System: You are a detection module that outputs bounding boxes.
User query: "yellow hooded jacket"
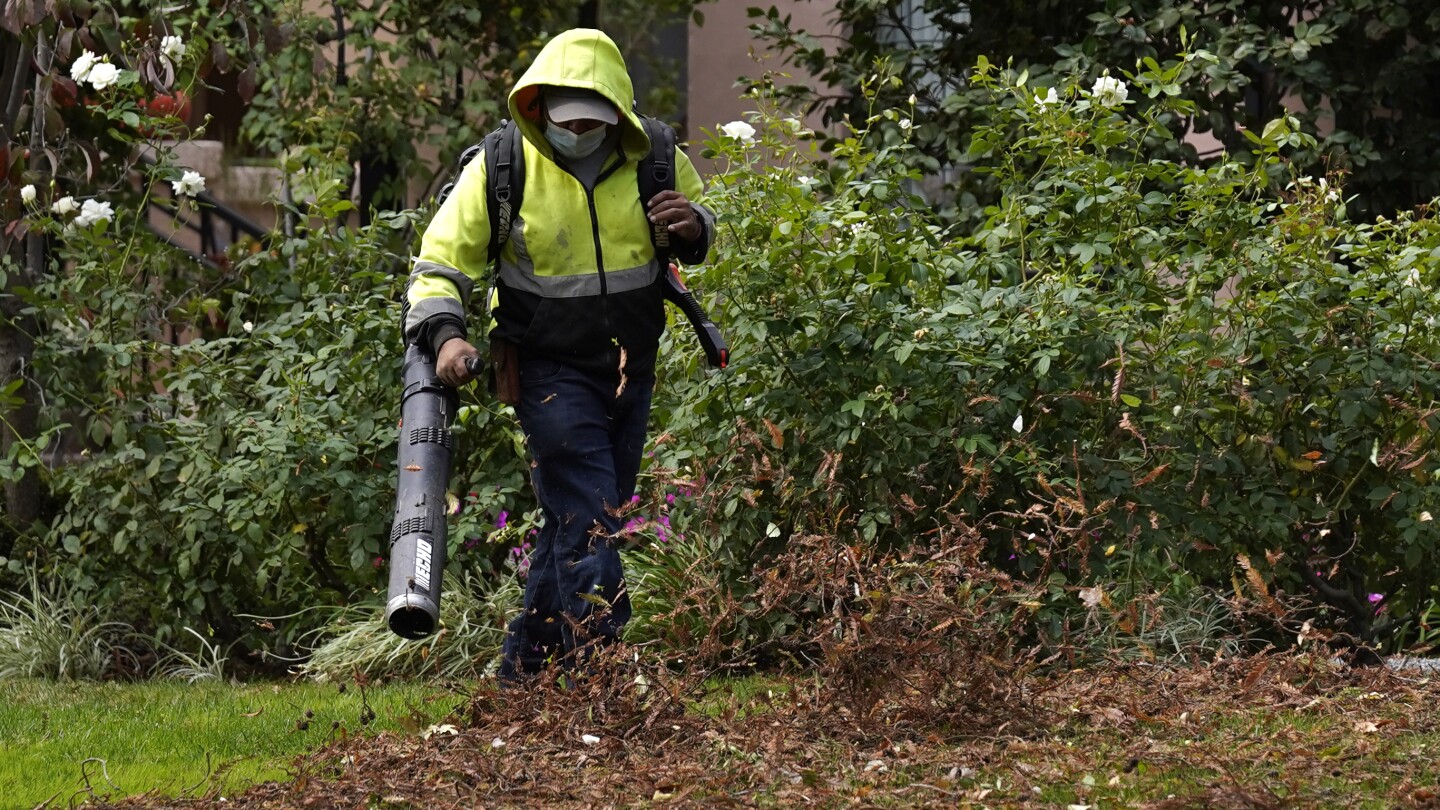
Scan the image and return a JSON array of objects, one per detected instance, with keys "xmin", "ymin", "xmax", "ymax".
[{"xmin": 404, "ymin": 28, "xmax": 712, "ymax": 377}]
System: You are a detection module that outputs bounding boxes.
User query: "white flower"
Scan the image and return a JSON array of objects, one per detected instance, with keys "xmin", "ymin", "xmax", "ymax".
[
  {"xmin": 1318, "ymin": 177, "xmax": 1340, "ymax": 204},
  {"xmin": 1403, "ymin": 268, "xmax": 1420, "ymax": 287},
  {"xmin": 87, "ymin": 62, "xmax": 121, "ymax": 91},
  {"xmin": 1012, "ymin": 412, "xmax": 1024, "ymax": 433},
  {"xmin": 74, "ymin": 198, "xmax": 114, "ymax": 228},
  {"xmin": 1420, "ymin": 511, "xmax": 1433, "ymax": 523},
  {"xmin": 908, "ymin": 94, "xmax": 917, "ymax": 105},
  {"xmin": 783, "ymin": 117, "xmax": 802, "ymax": 132},
  {"xmin": 1037, "ymin": 87, "xmax": 1060, "ymax": 106},
  {"xmin": 490, "ymin": 737, "xmax": 506, "ymax": 749},
  {"xmin": 242, "ymin": 321, "xmax": 254, "ymax": 333},
  {"xmin": 20, "ymin": 185, "xmax": 36, "ymax": 205},
  {"xmin": 1090, "ymin": 75, "xmax": 1129, "ymax": 108},
  {"xmin": 719, "ymin": 120, "xmax": 756, "ymax": 144},
  {"xmin": 1172, "ymin": 404, "xmax": 1182, "ymax": 417},
  {"xmin": 51, "ymin": 196, "xmax": 79, "ymax": 216},
  {"xmin": 899, "ymin": 117, "xmax": 912, "ymax": 130},
  {"xmin": 161, "ymin": 35, "xmax": 186, "ymax": 61},
  {"xmin": 172, "ymin": 170, "xmax": 206, "ymax": 197},
  {"xmin": 581, "ymin": 734, "xmax": 601, "ymax": 745},
  {"xmin": 70, "ymin": 50, "xmax": 99, "ymax": 83}
]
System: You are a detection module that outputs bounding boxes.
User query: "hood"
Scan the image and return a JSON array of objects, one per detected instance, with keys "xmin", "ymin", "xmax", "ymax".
[{"xmin": 508, "ymin": 28, "xmax": 649, "ymax": 161}]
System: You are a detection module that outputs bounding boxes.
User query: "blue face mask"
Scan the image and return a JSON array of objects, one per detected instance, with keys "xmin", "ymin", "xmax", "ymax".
[{"xmin": 545, "ymin": 122, "xmax": 608, "ymax": 160}]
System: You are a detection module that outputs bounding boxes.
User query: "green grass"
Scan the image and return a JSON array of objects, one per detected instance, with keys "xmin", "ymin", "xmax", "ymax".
[{"xmin": 0, "ymin": 678, "xmax": 462, "ymax": 806}]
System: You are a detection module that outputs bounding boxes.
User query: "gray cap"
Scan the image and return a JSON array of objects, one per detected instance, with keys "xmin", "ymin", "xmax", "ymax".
[{"xmin": 545, "ymin": 87, "xmax": 619, "ymax": 125}]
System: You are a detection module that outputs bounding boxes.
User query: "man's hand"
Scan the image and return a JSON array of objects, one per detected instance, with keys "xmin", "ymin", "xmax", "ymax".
[
  {"xmin": 647, "ymin": 190, "xmax": 702, "ymax": 242},
  {"xmin": 436, "ymin": 337, "xmax": 482, "ymax": 388}
]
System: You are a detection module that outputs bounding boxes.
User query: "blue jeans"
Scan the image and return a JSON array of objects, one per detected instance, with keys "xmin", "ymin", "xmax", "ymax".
[{"xmin": 498, "ymin": 356, "xmax": 653, "ymax": 680}]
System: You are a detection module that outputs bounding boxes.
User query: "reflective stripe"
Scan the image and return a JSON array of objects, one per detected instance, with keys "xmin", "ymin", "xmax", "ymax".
[
  {"xmin": 404, "ymin": 295, "xmax": 465, "ymax": 334},
  {"xmin": 498, "ymin": 259, "xmax": 658, "ymax": 298},
  {"xmin": 409, "ymin": 259, "xmax": 475, "ymax": 303}
]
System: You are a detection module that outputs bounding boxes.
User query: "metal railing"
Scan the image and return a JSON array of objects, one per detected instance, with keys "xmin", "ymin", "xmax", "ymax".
[{"xmin": 138, "ymin": 155, "xmax": 269, "ymax": 269}]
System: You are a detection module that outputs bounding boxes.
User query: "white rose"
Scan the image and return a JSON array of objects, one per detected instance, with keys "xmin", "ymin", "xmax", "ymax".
[
  {"xmin": 87, "ymin": 62, "xmax": 121, "ymax": 91},
  {"xmin": 161, "ymin": 35, "xmax": 186, "ymax": 61},
  {"xmin": 51, "ymin": 196, "xmax": 79, "ymax": 216},
  {"xmin": 899, "ymin": 117, "xmax": 912, "ymax": 130},
  {"xmin": 70, "ymin": 50, "xmax": 99, "ymax": 83},
  {"xmin": 172, "ymin": 170, "xmax": 207, "ymax": 197},
  {"xmin": 1038, "ymin": 87, "xmax": 1060, "ymax": 106},
  {"xmin": 1090, "ymin": 75, "xmax": 1129, "ymax": 108},
  {"xmin": 73, "ymin": 198, "xmax": 114, "ymax": 229},
  {"xmin": 719, "ymin": 120, "xmax": 756, "ymax": 144},
  {"xmin": 20, "ymin": 185, "xmax": 36, "ymax": 205}
]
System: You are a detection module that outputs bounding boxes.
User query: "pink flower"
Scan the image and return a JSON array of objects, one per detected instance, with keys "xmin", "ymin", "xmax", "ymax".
[{"xmin": 496, "ymin": 510, "xmax": 508, "ymax": 529}]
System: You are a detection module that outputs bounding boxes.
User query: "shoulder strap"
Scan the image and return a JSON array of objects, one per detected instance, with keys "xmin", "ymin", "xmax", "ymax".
[
  {"xmin": 433, "ymin": 120, "xmax": 524, "ymax": 268},
  {"xmin": 638, "ymin": 115, "xmax": 678, "ymax": 267},
  {"xmin": 483, "ymin": 120, "xmax": 524, "ymax": 266}
]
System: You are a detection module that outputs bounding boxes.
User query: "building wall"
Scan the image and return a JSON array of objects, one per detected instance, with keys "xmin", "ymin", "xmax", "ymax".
[{"xmin": 685, "ymin": 0, "xmax": 840, "ymax": 176}]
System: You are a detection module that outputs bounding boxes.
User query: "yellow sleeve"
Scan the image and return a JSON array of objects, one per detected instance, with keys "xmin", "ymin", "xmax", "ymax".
[{"xmin": 404, "ymin": 153, "xmax": 493, "ymax": 338}]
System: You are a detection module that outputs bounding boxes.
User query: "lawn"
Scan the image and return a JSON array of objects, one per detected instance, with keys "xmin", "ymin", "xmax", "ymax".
[{"xmin": 0, "ymin": 678, "xmax": 459, "ymax": 807}]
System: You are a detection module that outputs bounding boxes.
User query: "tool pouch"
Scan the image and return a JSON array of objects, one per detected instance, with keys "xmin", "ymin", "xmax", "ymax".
[{"xmin": 489, "ymin": 338, "xmax": 521, "ymax": 406}]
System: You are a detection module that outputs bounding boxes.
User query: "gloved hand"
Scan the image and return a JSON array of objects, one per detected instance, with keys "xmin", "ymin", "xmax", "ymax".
[
  {"xmin": 436, "ymin": 337, "xmax": 482, "ymax": 388},
  {"xmin": 647, "ymin": 190, "xmax": 702, "ymax": 242}
]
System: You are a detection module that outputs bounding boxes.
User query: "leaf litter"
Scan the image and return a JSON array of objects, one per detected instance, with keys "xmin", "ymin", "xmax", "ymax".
[{"xmin": 89, "ymin": 529, "xmax": 1440, "ymax": 809}]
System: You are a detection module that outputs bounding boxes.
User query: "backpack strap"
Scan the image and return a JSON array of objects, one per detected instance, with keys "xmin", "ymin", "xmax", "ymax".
[
  {"xmin": 483, "ymin": 120, "xmax": 524, "ymax": 266},
  {"xmin": 434, "ymin": 120, "xmax": 524, "ymax": 269},
  {"xmin": 637, "ymin": 115, "xmax": 677, "ymax": 269}
]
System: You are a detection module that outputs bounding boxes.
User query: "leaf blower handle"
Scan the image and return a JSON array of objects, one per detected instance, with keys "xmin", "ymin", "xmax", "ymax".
[{"xmin": 661, "ymin": 263, "xmax": 729, "ymax": 369}]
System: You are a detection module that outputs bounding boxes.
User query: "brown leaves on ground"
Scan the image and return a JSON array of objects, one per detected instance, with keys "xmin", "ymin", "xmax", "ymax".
[
  {"xmin": 94, "ymin": 654, "xmax": 1440, "ymax": 809},
  {"xmin": 94, "ymin": 529, "xmax": 1440, "ymax": 808}
]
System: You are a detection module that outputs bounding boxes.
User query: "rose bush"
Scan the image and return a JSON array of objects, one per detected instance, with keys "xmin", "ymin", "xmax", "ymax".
[{"xmin": 654, "ymin": 54, "xmax": 1439, "ymax": 649}]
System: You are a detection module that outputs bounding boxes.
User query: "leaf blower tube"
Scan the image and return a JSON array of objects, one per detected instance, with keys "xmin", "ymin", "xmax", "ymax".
[{"xmin": 384, "ymin": 344, "xmax": 468, "ymax": 639}]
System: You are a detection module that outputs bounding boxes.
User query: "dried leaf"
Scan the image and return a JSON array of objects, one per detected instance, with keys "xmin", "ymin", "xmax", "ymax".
[
  {"xmin": 1133, "ymin": 463, "xmax": 1169, "ymax": 488},
  {"xmin": 237, "ymin": 64, "xmax": 257, "ymax": 104},
  {"xmin": 763, "ymin": 418, "xmax": 784, "ymax": 449}
]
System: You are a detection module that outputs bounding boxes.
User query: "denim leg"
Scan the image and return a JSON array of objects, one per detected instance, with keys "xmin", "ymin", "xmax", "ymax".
[{"xmin": 498, "ymin": 357, "xmax": 653, "ymax": 679}]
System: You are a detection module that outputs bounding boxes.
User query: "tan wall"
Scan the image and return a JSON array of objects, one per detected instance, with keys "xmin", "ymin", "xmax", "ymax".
[{"xmin": 685, "ymin": 0, "xmax": 839, "ymax": 175}]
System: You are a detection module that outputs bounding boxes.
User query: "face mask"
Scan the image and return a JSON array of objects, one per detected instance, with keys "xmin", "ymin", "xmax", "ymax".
[{"xmin": 545, "ymin": 122, "xmax": 608, "ymax": 160}]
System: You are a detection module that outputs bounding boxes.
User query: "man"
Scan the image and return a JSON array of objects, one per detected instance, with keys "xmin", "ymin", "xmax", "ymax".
[{"xmin": 403, "ymin": 28, "xmax": 715, "ymax": 682}]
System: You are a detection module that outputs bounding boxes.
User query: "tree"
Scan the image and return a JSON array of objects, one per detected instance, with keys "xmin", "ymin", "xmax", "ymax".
[{"xmin": 751, "ymin": 0, "xmax": 1440, "ymax": 220}]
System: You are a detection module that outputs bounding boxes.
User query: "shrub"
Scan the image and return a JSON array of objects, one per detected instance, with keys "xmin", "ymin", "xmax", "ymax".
[{"xmin": 656, "ymin": 56, "xmax": 1439, "ymax": 648}]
